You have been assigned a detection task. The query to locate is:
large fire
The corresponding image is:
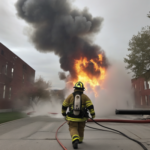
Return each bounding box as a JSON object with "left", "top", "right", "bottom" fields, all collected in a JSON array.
[{"left": 72, "top": 54, "right": 106, "bottom": 96}]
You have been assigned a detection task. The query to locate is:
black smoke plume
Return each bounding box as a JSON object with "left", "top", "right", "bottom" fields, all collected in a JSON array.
[
  {"left": 15, "top": 0, "right": 107, "bottom": 80},
  {"left": 58, "top": 72, "right": 66, "bottom": 80}
]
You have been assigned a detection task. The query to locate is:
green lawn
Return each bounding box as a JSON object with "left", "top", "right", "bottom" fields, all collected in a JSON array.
[{"left": 0, "top": 112, "right": 27, "bottom": 124}]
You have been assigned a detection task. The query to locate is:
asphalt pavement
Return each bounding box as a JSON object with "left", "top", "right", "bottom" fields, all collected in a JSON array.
[{"left": 0, "top": 115, "right": 150, "bottom": 150}]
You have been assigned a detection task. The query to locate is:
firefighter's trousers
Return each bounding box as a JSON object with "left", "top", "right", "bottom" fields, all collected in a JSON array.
[{"left": 68, "top": 121, "right": 85, "bottom": 143}]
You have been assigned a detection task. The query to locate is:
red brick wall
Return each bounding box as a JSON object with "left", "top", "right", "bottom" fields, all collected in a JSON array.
[
  {"left": 0, "top": 42, "right": 35, "bottom": 109},
  {"left": 132, "top": 77, "right": 150, "bottom": 108}
]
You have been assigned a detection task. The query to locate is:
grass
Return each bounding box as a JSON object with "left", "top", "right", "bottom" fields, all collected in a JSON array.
[{"left": 0, "top": 112, "right": 27, "bottom": 124}]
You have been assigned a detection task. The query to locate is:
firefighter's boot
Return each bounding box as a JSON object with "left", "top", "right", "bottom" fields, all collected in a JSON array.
[{"left": 72, "top": 140, "right": 79, "bottom": 149}]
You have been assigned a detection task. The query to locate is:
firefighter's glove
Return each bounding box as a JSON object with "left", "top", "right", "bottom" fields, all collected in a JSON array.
[
  {"left": 62, "top": 113, "right": 66, "bottom": 117},
  {"left": 91, "top": 115, "right": 95, "bottom": 119}
]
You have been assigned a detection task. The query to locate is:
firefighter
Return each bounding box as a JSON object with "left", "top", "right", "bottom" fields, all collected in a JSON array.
[{"left": 62, "top": 81, "right": 95, "bottom": 149}]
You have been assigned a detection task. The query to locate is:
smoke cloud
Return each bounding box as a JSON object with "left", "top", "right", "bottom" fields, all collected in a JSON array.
[
  {"left": 85, "top": 60, "right": 135, "bottom": 117},
  {"left": 24, "top": 61, "right": 135, "bottom": 118},
  {"left": 58, "top": 72, "right": 67, "bottom": 80},
  {"left": 24, "top": 98, "right": 63, "bottom": 118},
  {"left": 15, "top": 0, "right": 107, "bottom": 80}
]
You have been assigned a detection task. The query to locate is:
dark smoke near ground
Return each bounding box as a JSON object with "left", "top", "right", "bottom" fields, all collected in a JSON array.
[
  {"left": 58, "top": 72, "right": 66, "bottom": 80},
  {"left": 15, "top": 0, "right": 108, "bottom": 79}
]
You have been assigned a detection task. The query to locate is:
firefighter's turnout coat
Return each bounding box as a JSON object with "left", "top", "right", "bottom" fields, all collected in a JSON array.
[
  {"left": 62, "top": 89, "right": 95, "bottom": 143},
  {"left": 62, "top": 89, "right": 95, "bottom": 122}
]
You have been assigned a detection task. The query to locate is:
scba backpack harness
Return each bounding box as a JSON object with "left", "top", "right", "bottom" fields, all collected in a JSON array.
[
  {"left": 73, "top": 92, "right": 82, "bottom": 116},
  {"left": 68, "top": 91, "right": 88, "bottom": 118}
]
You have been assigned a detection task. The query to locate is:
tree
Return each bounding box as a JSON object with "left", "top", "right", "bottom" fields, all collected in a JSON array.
[
  {"left": 147, "top": 11, "right": 150, "bottom": 18},
  {"left": 124, "top": 26, "right": 150, "bottom": 80},
  {"left": 31, "top": 77, "right": 51, "bottom": 104},
  {"left": 15, "top": 77, "right": 52, "bottom": 110}
]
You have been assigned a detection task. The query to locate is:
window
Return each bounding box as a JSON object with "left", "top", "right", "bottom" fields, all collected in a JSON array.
[
  {"left": 144, "top": 81, "right": 147, "bottom": 90},
  {"left": 1, "top": 50, "right": 4, "bottom": 55},
  {"left": 13, "top": 56, "right": 17, "bottom": 60},
  {"left": 9, "top": 87, "right": 11, "bottom": 99},
  {"left": 5, "top": 64, "right": 8, "bottom": 75},
  {"left": 145, "top": 96, "right": 148, "bottom": 105},
  {"left": 148, "top": 80, "right": 150, "bottom": 89},
  {"left": 11, "top": 68, "right": 14, "bottom": 77},
  {"left": 3, "top": 85, "right": 6, "bottom": 99},
  {"left": 141, "top": 97, "right": 143, "bottom": 105},
  {"left": 23, "top": 75, "right": 25, "bottom": 84},
  {"left": 23, "top": 64, "right": 27, "bottom": 70}
]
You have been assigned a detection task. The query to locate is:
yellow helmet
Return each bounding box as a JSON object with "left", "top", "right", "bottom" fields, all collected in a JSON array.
[{"left": 73, "top": 81, "right": 85, "bottom": 90}]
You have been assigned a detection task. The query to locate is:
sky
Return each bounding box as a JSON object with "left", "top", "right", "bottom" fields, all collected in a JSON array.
[{"left": 0, "top": 0, "right": 150, "bottom": 89}]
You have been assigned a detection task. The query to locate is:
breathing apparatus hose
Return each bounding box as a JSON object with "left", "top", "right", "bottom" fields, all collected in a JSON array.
[{"left": 88, "top": 117, "right": 148, "bottom": 150}]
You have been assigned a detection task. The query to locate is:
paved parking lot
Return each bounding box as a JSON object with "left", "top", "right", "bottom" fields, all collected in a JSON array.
[{"left": 0, "top": 116, "right": 150, "bottom": 150}]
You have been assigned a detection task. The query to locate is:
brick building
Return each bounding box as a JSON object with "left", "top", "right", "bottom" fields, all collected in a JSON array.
[
  {"left": 132, "top": 77, "right": 150, "bottom": 108},
  {"left": 0, "top": 43, "right": 35, "bottom": 111}
]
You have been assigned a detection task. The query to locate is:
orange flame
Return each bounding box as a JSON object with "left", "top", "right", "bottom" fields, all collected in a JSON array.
[{"left": 72, "top": 54, "right": 106, "bottom": 96}]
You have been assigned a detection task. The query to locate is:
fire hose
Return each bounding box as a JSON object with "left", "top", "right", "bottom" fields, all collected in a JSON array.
[
  {"left": 55, "top": 121, "right": 67, "bottom": 150},
  {"left": 56, "top": 118, "right": 150, "bottom": 150},
  {"left": 27, "top": 111, "right": 149, "bottom": 149},
  {"left": 88, "top": 117, "right": 148, "bottom": 150}
]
